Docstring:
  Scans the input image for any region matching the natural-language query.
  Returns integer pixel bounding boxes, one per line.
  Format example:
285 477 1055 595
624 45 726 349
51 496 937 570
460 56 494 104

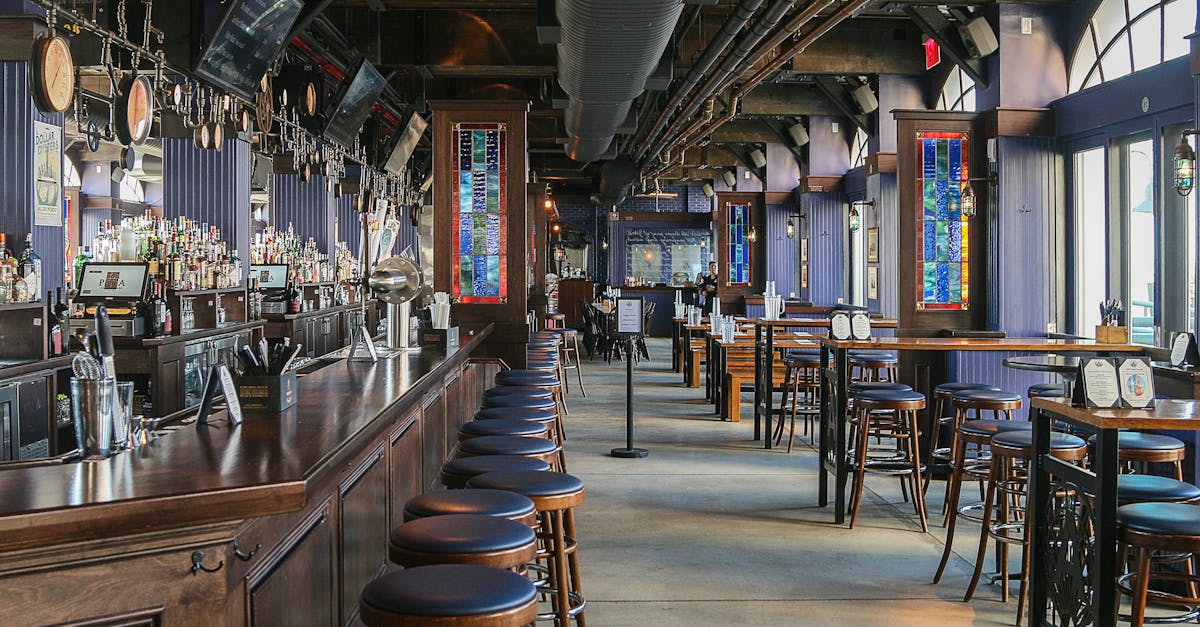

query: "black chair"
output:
578 300 597 358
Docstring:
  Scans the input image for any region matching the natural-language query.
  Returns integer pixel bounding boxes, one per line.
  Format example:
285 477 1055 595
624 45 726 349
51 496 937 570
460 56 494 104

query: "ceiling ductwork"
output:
557 0 684 161
597 159 639 206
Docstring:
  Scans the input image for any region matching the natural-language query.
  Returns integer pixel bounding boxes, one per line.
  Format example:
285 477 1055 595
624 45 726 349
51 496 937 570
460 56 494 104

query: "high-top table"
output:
753 318 899 449
1030 398 1200 626
815 337 1141 525
713 333 819 422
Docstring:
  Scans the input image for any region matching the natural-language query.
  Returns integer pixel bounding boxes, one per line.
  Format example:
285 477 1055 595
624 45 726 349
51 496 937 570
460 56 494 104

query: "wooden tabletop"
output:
755 317 900 328
0 327 491 552
818 337 1143 352
1032 397 1200 430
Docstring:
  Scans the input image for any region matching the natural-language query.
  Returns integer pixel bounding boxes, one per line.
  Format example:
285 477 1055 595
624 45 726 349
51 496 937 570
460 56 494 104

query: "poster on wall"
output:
33 121 62 227
867 266 879 300
867 228 879 263
801 265 808 288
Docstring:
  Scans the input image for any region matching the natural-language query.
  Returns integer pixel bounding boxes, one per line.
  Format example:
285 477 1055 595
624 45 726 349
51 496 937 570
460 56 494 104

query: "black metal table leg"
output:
764 324 775 450
818 343 830 507
753 323 763 441
833 346 848 524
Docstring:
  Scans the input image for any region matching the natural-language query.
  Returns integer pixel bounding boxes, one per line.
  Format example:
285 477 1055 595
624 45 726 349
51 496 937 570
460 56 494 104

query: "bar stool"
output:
963 429 1088 625
404 489 537 525
1116 503 1200 626
558 329 586 397
480 395 558 413
1027 382 1066 398
932 418 1032 585
546 313 566 330
496 370 569 418
938 389 1024 514
360 564 538 627
441 455 552 489
1087 431 1187 480
388 514 537 569
927 383 1002 479
467 470 587 627
476 406 565 468
483 387 556 403
459 418 550 441
457 435 561 470
775 350 821 452
847 388 928 531
1117 474 1200 505
849 350 899 382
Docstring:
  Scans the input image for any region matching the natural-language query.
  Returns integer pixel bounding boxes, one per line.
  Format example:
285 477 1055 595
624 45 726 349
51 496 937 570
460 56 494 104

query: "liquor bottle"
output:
159 283 172 335
19 234 41 299
73 245 92 289
286 280 301 314
47 290 62 356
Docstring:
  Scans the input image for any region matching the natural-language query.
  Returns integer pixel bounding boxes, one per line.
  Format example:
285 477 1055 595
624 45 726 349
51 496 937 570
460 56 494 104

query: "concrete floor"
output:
561 338 1019 626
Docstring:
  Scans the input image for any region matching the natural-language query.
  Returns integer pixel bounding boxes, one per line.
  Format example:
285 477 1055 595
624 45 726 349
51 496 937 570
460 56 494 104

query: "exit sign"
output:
924 39 941 70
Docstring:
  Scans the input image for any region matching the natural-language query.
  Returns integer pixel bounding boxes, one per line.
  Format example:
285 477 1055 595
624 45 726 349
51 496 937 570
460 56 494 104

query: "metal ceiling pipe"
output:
649 0 871 178
633 0 766 161
642 0 809 164
557 0 685 161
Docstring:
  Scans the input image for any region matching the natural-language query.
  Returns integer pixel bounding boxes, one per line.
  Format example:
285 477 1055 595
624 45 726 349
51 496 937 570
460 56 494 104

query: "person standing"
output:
696 261 719 316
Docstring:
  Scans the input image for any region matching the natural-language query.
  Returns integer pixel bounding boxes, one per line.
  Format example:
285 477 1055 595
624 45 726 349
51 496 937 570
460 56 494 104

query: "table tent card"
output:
1170 332 1200 367
829 311 852 341
849 312 872 340
1073 356 1155 409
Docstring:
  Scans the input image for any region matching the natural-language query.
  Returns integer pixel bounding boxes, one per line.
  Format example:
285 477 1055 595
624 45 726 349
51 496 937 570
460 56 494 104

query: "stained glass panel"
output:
728 202 752 285
452 123 507 303
916 131 970 310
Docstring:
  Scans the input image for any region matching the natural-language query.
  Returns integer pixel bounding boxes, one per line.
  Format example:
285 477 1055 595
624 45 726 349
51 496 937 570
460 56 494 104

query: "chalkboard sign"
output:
195 0 304 102
324 61 387 148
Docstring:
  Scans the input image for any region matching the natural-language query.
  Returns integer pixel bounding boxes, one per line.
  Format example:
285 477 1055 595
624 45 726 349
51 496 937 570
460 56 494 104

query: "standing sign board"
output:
616 297 644 335
611 296 648 459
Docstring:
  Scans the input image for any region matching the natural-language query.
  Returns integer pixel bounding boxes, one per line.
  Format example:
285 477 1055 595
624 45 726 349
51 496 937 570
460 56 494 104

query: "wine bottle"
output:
19 234 41 299
47 290 62 356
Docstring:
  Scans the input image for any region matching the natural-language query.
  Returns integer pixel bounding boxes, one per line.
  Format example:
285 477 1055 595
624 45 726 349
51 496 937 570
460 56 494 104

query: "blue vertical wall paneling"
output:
866 173 900 318
765 203 799 298
0 61 66 294
162 137 251 282
272 173 335 253
805 192 847 306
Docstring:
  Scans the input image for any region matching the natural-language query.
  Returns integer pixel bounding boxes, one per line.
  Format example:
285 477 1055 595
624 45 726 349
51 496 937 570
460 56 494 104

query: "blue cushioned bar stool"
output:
482 387 556 403
927 383 1002 477
1087 431 1187 480
847 388 928 531
404 489 538 526
459 418 550 441
388 514 537 570
963 430 1088 626
775 351 822 452
1117 474 1200 505
467 470 587 627
1027 382 1066 398
441 455 552 489
458 435 561 470
1115 502 1200 626
933 418 1032 585
496 370 568 416
480 395 558 413
477 406 565 469
848 350 899 382
360 564 538 627
939 389 1023 516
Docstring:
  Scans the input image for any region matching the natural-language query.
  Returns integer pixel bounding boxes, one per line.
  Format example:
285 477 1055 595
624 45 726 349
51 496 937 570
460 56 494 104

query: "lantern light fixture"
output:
1174 130 1197 197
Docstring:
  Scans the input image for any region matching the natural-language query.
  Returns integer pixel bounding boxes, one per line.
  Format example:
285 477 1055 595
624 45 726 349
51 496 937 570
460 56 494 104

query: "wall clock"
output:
303 81 317 116
256 76 274 134
115 75 154 146
31 35 75 113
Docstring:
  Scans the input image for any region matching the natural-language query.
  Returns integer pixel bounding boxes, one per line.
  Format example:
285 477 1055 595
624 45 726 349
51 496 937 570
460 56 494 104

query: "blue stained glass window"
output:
916 131 970 310
452 123 508 302
728 203 752 285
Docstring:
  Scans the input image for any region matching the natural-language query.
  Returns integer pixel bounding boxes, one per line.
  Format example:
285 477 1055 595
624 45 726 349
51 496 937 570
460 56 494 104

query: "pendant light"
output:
1174 131 1197 197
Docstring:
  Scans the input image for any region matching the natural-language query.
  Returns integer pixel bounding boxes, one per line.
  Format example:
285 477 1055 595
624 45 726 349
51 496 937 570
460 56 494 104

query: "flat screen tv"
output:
77 263 150 301
324 60 387 148
195 0 305 102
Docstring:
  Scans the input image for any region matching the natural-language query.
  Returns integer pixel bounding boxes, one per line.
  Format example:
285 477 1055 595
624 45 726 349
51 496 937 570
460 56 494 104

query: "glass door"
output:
1122 135 1156 344
182 340 211 408
1072 147 1108 334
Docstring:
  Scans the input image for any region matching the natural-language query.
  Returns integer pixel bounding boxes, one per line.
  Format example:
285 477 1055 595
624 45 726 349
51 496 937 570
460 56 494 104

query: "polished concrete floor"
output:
562 338 1018 626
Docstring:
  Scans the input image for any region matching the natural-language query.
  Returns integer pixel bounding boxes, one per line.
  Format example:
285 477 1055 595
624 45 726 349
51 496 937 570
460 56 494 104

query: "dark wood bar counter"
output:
0 325 496 625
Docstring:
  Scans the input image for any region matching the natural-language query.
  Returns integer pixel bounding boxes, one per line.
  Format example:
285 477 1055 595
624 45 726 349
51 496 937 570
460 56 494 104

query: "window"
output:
936 66 976 112
1067 0 1195 93
119 173 144 203
62 154 80 188
850 127 869 169
451 122 508 303
1073 147 1108 333
916 131 970 310
1125 137 1156 344
727 202 752 285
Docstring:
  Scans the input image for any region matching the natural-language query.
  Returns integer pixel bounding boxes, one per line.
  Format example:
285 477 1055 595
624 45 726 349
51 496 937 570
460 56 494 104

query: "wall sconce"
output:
848 207 861 232
786 219 795 239
958 173 998 218
551 222 562 234
747 226 758 243
601 237 609 250
722 169 737 187
1174 130 1197 196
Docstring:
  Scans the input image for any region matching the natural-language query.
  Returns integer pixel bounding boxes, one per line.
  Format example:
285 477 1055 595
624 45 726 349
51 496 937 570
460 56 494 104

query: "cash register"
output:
71 262 149 337
251 264 290 314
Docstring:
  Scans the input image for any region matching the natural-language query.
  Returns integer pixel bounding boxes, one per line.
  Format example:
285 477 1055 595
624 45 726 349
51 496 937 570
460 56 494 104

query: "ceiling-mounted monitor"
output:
383 112 428 176
194 0 304 102
324 60 387 148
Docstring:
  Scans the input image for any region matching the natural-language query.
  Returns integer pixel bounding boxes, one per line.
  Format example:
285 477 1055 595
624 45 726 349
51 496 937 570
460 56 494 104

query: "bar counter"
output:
0 325 497 625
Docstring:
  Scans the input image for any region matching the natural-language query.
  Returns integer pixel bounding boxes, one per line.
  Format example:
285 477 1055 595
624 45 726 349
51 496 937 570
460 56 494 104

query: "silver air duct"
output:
557 0 684 161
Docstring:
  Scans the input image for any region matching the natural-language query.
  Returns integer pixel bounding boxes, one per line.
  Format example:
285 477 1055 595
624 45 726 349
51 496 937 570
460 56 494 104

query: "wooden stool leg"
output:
963 457 1001 601
573 334 587 397
1132 546 1152 627
849 407 871 529
564 508 586 626
907 410 928 533
932 431 967 583
550 510 571 627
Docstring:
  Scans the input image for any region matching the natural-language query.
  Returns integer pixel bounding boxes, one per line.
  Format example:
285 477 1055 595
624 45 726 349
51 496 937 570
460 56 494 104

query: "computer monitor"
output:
250 264 289 290
76 263 149 301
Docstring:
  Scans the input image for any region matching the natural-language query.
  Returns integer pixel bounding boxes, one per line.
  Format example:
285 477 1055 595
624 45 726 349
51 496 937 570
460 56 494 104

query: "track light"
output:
722 170 737 187
749 148 766 168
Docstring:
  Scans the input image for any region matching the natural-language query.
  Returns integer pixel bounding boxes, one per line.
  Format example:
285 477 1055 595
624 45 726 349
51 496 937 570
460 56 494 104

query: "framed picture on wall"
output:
800 238 808 262
867 266 878 300
801 265 808 289
867 228 879 263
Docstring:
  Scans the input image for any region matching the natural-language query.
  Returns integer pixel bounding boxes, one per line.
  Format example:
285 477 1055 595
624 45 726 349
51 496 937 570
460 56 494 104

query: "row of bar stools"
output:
441 455 553 489
469 470 587 626
926 383 1001 477
360 564 538 626
963 429 1088 626
476 406 566 471
498 369 569 418
480 389 567 471
847 388 928 531
775 350 821 452
938 389 1024 519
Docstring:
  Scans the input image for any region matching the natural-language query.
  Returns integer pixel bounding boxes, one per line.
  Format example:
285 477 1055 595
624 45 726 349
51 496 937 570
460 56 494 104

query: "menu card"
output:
850 312 872 340
829 312 852 340
1170 332 1200 367
1074 356 1155 409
